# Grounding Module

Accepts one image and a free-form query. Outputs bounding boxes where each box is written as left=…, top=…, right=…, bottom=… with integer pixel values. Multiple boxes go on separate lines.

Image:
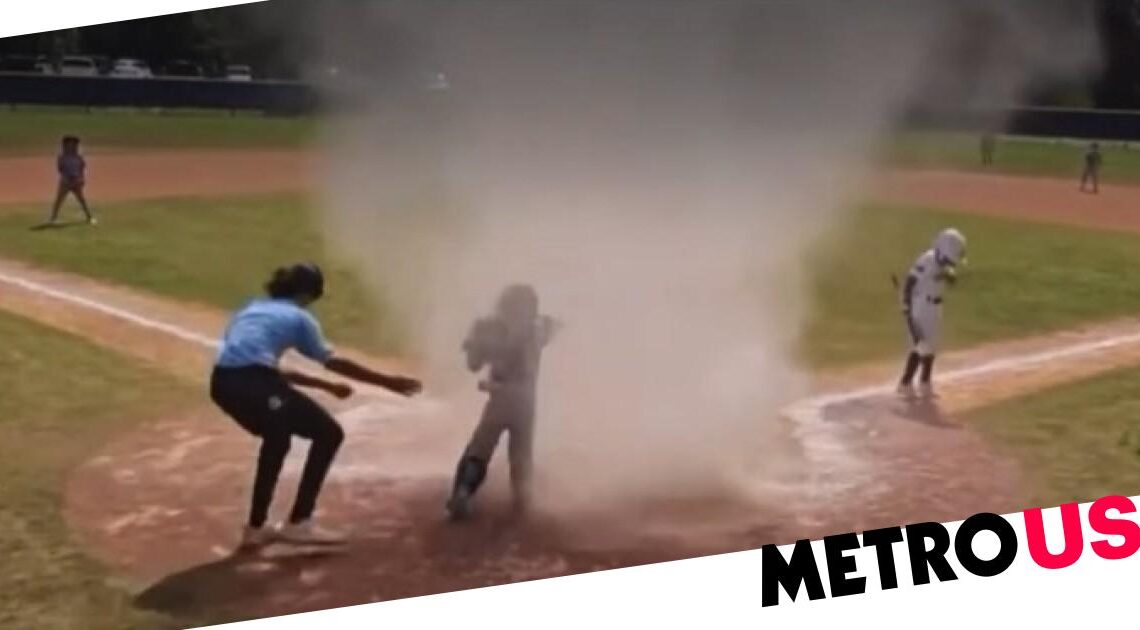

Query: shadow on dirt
left=133, top=551, right=293, bottom=625
left=131, top=479, right=783, bottom=623
left=822, top=395, right=958, bottom=430
left=893, top=399, right=958, bottom=429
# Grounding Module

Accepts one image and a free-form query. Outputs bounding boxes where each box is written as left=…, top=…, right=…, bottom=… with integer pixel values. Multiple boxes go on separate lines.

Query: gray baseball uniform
left=461, top=315, right=556, bottom=495
left=58, top=153, right=86, bottom=185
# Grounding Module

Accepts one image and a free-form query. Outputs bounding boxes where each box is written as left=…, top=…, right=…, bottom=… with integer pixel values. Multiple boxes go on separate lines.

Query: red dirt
left=3, top=156, right=1140, bottom=623
left=47, top=266, right=1139, bottom=623
left=0, top=147, right=1136, bottom=237
left=0, top=253, right=1030, bottom=623
left=71, top=389, right=1024, bottom=624
left=875, top=169, right=1140, bottom=234
left=0, top=150, right=312, bottom=206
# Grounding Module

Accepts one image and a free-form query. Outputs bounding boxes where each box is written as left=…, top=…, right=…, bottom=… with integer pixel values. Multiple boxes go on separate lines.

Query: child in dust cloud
left=446, top=284, right=560, bottom=521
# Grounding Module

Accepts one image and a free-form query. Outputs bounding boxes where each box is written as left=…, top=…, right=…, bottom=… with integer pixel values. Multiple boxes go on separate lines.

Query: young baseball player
left=445, top=284, right=560, bottom=521
left=980, top=133, right=996, bottom=166
left=210, top=262, right=422, bottom=549
left=47, top=135, right=97, bottom=225
left=897, top=228, right=967, bottom=399
left=1080, top=141, right=1102, bottom=194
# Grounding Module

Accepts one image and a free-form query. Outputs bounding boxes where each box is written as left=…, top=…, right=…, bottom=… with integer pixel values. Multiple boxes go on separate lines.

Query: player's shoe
left=446, top=486, right=472, bottom=521
left=87, top=217, right=98, bottom=226
left=278, top=520, right=347, bottom=545
left=237, top=524, right=280, bottom=550
left=896, top=383, right=917, bottom=399
left=918, top=383, right=939, bottom=399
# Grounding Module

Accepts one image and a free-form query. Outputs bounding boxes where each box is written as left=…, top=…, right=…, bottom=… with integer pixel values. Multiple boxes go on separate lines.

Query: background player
left=47, top=135, right=98, bottom=225
left=210, top=262, right=422, bottom=549
left=446, top=284, right=560, bottom=521
left=897, top=228, right=967, bottom=399
left=1080, top=141, right=1102, bottom=194
left=980, top=132, right=996, bottom=166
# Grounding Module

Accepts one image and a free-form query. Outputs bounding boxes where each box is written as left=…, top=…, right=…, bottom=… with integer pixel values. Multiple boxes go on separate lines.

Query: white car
left=110, top=58, right=152, bottom=78
left=225, top=64, right=253, bottom=82
left=58, top=56, right=99, bottom=77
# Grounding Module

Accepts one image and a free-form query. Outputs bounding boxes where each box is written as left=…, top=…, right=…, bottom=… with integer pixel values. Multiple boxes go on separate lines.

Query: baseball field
left=5, top=107, right=1140, bottom=628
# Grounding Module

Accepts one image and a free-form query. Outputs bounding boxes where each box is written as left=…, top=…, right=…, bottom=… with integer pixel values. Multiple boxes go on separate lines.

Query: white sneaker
left=238, top=524, right=280, bottom=550
left=896, top=383, right=917, bottom=399
left=446, top=486, right=472, bottom=521
left=87, top=217, right=98, bottom=226
left=278, top=520, right=347, bottom=545
left=918, top=383, right=938, bottom=399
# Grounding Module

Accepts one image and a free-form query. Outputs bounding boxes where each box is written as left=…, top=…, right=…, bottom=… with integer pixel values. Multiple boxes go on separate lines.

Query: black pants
left=210, top=365, right=345, bottom=528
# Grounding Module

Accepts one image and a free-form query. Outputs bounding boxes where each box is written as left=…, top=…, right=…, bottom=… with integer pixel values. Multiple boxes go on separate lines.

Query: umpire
left=210, top=262, right=421, bottom=549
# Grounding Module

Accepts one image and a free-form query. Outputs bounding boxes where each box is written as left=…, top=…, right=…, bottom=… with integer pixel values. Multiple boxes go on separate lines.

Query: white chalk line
left=782, top=323, right=1140, bottom=497
left=4, top=266, right=1140, bottom=494
left=0, top=269, right=419, bottom=418
left=0, top=270, right=221, bottom=349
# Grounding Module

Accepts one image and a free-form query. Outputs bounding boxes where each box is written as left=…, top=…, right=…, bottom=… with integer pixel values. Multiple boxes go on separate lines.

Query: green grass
left=0, top=108, right=316, bottom=156
left=0, top=310, right=198, bottom=630
left=886, top=131, right=1140, bottom=184
left=963, top=365, right=1140, bottom=509
left=0, top=194, right=402, bottom=354
left=6, top=111, right=1140, bottom=187
left=803, top=203, right=1140, bottom=367
left=4, top=192, right=1140, bottom=366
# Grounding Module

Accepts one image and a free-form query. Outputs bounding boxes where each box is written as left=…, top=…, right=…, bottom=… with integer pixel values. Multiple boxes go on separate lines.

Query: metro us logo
left=761, top=495, right=1140, bottom=607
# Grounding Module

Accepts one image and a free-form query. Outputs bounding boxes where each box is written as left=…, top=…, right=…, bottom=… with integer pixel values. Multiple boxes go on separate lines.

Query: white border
left=0, top=1, right=266, bottom=38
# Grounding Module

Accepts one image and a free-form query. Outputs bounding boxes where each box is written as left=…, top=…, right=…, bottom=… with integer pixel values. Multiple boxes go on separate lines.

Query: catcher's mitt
left=463, top=317, right=508, bottom=371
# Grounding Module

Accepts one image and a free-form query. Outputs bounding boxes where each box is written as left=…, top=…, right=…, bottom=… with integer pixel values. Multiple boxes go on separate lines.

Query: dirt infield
left=1, top=258, right=1138, bottom=622
left=875, top=169, right=1140, bottom=234
left=0, top=149, right=1138, bottom=235
left=5, top=154, right=1140, bottom=622
left=0, top=150, right=312, bottom=206
left=51, top=272, right=1140, bottom=622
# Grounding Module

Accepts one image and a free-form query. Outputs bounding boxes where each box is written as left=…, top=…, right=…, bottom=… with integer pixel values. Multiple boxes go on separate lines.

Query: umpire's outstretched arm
left=324, top=355, right=421, bottom=397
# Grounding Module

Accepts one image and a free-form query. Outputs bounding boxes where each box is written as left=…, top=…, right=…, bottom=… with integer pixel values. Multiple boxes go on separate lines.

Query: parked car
left=162, top=60, right=204, bottom=78
left=224, top=64, right=253, bottom=82
left=110, top=58, right=153, bottom=78
left=58, top=56, right=99, bottom=77
left=34, top=56, right=54, bottom=74
left=0, top=54, right=39, bottom=73
left=92, top=55, right=113, bottom=75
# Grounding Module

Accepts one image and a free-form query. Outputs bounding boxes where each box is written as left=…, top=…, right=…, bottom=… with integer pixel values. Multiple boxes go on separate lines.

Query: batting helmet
left=933, top=228, right=967, bottom=266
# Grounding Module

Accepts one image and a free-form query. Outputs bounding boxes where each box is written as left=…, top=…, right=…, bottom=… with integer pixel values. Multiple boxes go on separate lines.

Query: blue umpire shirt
left=215, top=298, right=334, bottom=368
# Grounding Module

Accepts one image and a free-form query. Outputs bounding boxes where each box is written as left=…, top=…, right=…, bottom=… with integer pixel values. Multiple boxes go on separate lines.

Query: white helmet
left=933, top=228, right=966, bottom=266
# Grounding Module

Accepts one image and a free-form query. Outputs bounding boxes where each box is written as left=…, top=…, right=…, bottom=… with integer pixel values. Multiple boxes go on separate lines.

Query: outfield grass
left=3, top=193, right=1140, bottom=367
left=0, top=310, right=197, bottom=630
left=5, top=108, right=1140, bottom=187
left=885, top=131, right=1140, bottom=185
left=0, top=194, right=402, bottom=354
left=0, top=108, right=316, bottom=155
left=963, top=364, right=1140, bottom=510
left=805, top=202, right=1140, bottom=367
